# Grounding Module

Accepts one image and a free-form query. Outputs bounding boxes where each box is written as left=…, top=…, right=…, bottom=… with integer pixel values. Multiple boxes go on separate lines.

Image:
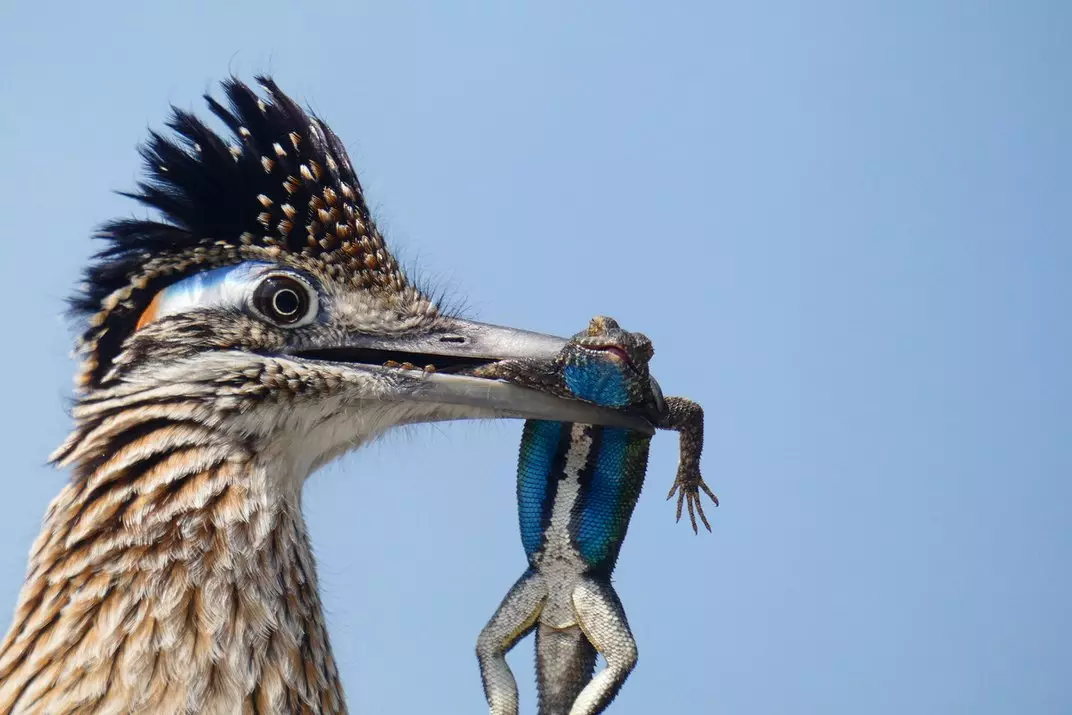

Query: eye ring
left=251, top=272, right=318, bottom=327
left=271, top=287, right=301, bottom=317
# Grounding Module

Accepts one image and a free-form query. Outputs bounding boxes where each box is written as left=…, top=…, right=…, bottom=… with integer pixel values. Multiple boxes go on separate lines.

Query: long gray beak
left=327, top=318, right=567, bottom=363
left=314, top=318, right=655, bottom=434
left=408, top=372, right=654, bottom=434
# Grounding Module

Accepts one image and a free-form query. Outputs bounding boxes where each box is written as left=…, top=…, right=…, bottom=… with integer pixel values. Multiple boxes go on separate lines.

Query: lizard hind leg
left=567, top=577, right=638, bottom=715
left=477, top=569, right=548, bottom=715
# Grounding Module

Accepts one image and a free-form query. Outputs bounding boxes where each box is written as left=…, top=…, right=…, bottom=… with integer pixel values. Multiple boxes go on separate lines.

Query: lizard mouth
left=585, top=344, right=641, bottom=373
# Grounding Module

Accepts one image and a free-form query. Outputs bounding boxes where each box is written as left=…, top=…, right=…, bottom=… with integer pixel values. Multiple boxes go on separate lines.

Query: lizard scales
left=476, top=317, right=717, bottom=715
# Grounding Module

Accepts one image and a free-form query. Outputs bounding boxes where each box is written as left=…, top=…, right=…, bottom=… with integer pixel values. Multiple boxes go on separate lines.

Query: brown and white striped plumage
left=0, top=77, right=650, bottom=713
left=1, top=389, right=343, bottom=713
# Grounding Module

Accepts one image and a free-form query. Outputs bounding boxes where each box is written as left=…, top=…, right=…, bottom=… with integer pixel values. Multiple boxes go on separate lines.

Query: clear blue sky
left=1, top=2, right=1068, bottom=713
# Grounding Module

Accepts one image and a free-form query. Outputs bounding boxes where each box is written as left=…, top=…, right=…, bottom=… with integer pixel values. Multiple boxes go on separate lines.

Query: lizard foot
left=666, top=475, right=719, bottom=534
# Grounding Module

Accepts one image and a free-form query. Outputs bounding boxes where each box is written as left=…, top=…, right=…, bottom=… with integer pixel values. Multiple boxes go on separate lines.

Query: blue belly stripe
left=516, top=420, right=564, bottom=556
left=575, top=427, right=650, bottom=567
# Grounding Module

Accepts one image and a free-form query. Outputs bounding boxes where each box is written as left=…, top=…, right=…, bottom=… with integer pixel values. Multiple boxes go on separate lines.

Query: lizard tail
left=535, top=623, right=597, bottom=715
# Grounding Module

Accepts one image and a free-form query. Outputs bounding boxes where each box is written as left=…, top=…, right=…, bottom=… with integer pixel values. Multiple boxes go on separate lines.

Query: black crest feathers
left=70, top=76, right=404, bottom=389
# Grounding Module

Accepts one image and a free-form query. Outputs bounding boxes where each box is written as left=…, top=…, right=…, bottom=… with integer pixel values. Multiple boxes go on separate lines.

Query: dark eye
left=252, top=274, right=317, bottom=327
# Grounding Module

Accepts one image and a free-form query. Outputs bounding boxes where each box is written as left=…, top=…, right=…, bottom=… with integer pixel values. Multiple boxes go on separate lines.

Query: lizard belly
left=573, top=428, right=649, bottom=569
left=535, top=423, right=590, bottom=629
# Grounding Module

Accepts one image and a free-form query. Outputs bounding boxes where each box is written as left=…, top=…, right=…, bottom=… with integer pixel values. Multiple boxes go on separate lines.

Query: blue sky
left=1, top=1, right=1068, bottom=712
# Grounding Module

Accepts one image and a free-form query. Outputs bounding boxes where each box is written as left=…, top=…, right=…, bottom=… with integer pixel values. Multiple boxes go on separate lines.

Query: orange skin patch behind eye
left=135, top=291, right=165, bottom=331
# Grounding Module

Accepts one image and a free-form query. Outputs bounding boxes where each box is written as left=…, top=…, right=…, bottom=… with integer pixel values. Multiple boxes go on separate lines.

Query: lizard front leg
left=660, top=396, right=719, bottom=533
left=477, top=569, right=548, bottom=715
left=567, top=577, right=638, bottom=715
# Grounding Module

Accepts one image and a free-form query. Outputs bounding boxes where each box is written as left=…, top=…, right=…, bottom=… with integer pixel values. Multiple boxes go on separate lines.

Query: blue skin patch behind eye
left=159, top=262, right=272, bottom=308
left=143, top=261, right=276, bottom=326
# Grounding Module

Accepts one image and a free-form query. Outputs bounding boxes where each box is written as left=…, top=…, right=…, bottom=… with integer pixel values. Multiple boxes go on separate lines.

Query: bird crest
left=71, top=76, right=420, bottom=390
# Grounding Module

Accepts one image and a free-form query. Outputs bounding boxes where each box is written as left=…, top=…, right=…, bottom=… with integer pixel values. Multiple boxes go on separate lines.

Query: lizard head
left=467, top=315, right=666, bottom=424
left=559, top=316, right=662, bottom=411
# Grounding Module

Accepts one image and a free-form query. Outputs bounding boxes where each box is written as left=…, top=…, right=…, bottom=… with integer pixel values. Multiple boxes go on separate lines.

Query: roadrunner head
left=63, top=77, right=649, bottom=475
left=71, top=76, right=438, bottom=391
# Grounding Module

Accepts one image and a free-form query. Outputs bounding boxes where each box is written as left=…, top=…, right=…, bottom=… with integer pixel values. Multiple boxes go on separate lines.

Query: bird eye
left=251, top=273, right=317, bottom=327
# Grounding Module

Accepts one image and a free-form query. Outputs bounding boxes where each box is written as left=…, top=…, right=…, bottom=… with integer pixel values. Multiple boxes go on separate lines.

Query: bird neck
left=0, top=394, right=348, bottom=713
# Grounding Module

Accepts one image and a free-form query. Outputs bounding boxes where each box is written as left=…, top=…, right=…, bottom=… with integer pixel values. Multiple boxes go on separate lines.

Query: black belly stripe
left=569, top=425, right=604, bottom=546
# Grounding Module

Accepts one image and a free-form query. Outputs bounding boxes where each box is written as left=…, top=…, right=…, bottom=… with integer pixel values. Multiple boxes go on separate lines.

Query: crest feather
left=70, top=76, right=405, bottom=389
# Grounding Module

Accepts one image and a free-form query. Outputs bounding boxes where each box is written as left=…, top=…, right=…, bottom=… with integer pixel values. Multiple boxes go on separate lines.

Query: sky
left=0, top=1, right=1069, bottom=713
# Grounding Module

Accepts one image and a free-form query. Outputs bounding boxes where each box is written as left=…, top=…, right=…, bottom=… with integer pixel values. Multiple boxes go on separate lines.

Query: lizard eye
left=251, top=273, right=318, bottom=327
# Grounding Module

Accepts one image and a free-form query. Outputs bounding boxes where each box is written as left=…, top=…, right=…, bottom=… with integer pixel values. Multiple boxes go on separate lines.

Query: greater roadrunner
left=0, top=77, right=652, bottom=714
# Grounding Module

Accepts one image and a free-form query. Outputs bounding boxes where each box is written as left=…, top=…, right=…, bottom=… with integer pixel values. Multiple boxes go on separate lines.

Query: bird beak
left=411, top=319, right=655, bottom=434
left=297, top=318, right=655, bottom=434
left=408, top=371, right=655, bottom=434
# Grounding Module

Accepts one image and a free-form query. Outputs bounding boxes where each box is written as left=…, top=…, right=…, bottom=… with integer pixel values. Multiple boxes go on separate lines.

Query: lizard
left=472, top=316, right=718, bottom=715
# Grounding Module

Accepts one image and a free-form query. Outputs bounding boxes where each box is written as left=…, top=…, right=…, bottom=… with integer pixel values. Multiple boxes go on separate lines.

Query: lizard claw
left=667, top=474, right=718, bottom=534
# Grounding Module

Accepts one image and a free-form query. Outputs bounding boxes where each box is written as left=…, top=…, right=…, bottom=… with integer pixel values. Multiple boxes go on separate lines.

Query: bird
left=0, top=76, right=653, bottom=714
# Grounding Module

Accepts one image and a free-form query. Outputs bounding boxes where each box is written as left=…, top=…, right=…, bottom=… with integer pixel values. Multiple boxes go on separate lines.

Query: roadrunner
left=0, top=77, right=652, bottom=714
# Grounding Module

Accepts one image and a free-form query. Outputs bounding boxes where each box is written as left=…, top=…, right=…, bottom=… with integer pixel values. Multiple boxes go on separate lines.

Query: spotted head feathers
left=71, top=76, right=431, bottom=390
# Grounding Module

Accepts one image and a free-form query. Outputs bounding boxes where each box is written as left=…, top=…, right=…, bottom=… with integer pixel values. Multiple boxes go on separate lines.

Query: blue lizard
left=473, top=316, right=716, bottom=715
